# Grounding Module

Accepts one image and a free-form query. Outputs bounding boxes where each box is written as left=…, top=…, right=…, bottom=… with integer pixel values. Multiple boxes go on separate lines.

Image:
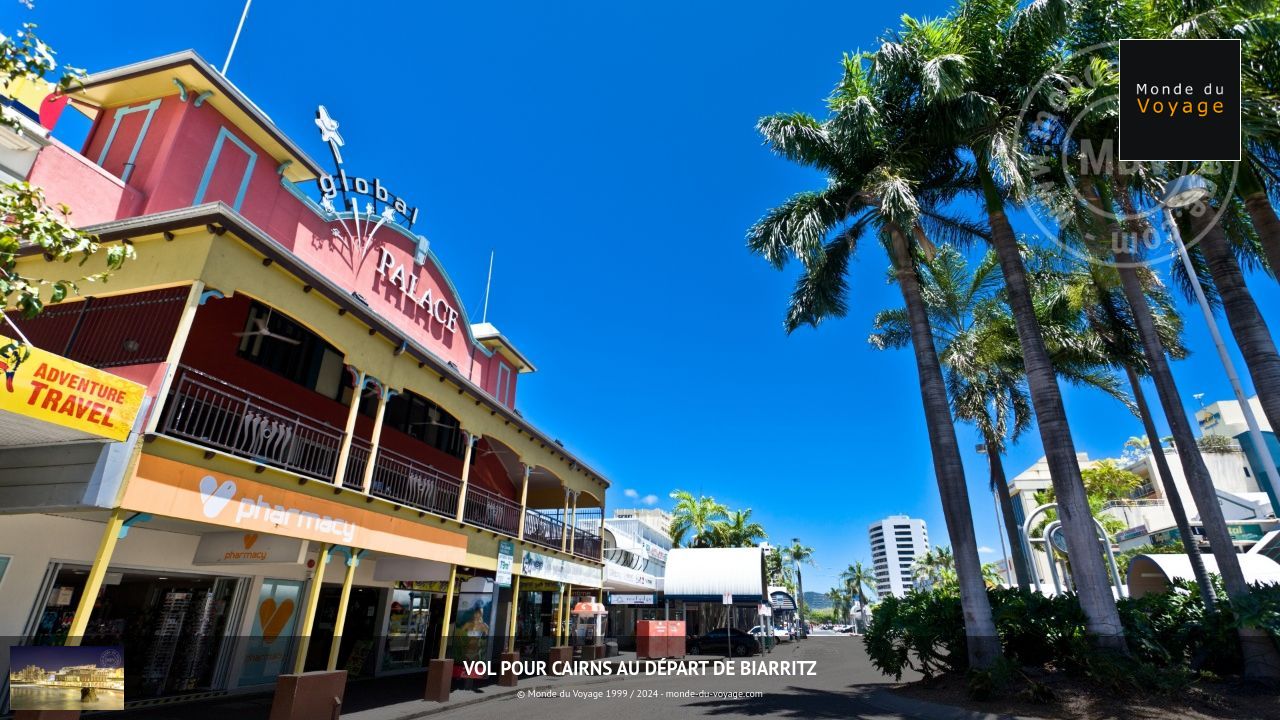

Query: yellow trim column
left=560, top=488, right=570, bottom=552
left=66, top=509, right=127, bottom=645
left=326, top=548, right=361, bottom=670
left=360, top=388, right=393, bottom=493
left=568, top=491, right=579, bottom=555
left=516, top=465, right=531, bottom=540
left=437, top=565, right=458, bottom=660
left=556, top=584, right=566, bottom=644
left=506, top=575, right=521, bottom=652
left=144, top=281, right=204, bottom=434
left=293, top=543, right=332, bottom=674
left=332, top=370, right=367, bottom=487
left=455, top=433, right=478, bottom=520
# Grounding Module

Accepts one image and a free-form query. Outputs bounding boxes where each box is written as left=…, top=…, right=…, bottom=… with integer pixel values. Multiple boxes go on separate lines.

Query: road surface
left=437, top=635, right=924, bottom=720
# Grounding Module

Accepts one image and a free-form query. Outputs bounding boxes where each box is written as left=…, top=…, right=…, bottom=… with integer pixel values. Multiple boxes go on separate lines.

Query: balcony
left=162, top=366, right=344, bottom=479
left=161, top=366, right=604, bottom=559
left=464, top=484, right=521, bottom=536
left=523, top=509, right=568, bottom=552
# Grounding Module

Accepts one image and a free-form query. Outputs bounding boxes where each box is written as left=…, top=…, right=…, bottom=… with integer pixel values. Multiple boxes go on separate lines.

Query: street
left=422, top=636, right=925, bottom=720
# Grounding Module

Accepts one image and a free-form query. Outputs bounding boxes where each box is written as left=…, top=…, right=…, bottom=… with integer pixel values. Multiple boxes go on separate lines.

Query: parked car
left=687, top=627, right=760, bottom=656
left=748, top=624, right=791, bottom=643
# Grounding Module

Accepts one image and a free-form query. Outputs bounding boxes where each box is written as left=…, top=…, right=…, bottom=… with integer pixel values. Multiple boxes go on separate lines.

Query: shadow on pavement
left=682, top=684, right=893, bottom=719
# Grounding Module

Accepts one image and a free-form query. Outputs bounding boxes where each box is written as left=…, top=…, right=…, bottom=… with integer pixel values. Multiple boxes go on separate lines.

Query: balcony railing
left=347, top=438, right=462, bottom=519
left=162, top=366, right=600, bottom=553
left=464, top=485, right=521, bottom=536
left=523, top=509, right=567, bottom=551
left=162, top=366, right=344, bottom=480
left=572, top=527, right=602, bottom=560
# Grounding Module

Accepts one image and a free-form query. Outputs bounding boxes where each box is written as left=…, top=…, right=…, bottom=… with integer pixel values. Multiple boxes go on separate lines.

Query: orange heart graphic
left=243, top=533, right=260, bottom=550
left=258, top=597, right=295, bottom=645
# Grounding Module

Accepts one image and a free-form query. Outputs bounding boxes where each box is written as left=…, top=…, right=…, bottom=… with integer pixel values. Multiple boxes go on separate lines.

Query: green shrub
left=863, top=580, right=1280, bottom=684
left=863, top=590, right=965, bottom=680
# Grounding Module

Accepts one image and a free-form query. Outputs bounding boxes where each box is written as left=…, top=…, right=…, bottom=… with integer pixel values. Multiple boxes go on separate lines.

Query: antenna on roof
left=481, top=250, right=495, bottom=323
left=222, top=0, right=254, bottom=75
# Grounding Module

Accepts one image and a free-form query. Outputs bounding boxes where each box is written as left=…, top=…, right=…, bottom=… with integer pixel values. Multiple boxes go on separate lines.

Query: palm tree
left=871, top=245, right=1132, bottom=590
left=668, top=491, right=727, bottom=548
left=711, top=509, right=767, bottom=548
left=783, top=540, right=814, bottom=637
left=750, top=50, right=1000, bottom=667
left=1044, top=0, right=1277, bottom=673
left=826, top=587, right=850, bottom=624
left=839, top=562, right=877, bottom=630
left=879, top=0, right=1128, bottom=652
left=911, top=546, right=958, bottom=591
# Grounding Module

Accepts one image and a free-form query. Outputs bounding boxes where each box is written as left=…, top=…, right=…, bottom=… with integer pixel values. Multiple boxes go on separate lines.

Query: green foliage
left=1196, top=434, right=1239, bottom=454
left=1, top=183, right=132, bottom=319
left=863, top=590, right=967, bottom=680
left=864, top=582, right=1280, bottom=685
left=1, top=14, right=131, bottom=333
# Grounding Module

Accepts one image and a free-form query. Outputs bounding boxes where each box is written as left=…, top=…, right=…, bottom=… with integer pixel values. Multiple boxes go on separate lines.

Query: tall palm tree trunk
left=978, top=172, right=1126, bottom=651
left=985, top=436, right=1032, bottom=589
left=1184, top=212, right=1280, bottom=678
left=1192, top=211, right=1280, bottom=444
left=888, top=224, right=998, bottom=668
left=1121, top=364, right=1217, bottom=612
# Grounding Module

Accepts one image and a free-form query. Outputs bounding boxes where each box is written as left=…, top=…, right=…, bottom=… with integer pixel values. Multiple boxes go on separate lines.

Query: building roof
left=663, top=547, right=766, bottom=602
left=70, top=50, right=322, bottom=183
left=76, top=202, right=610, bottom=491
left=471, top=322, right=536, bottom=373
left=768, top=587, right=797, bottom=611
left=1128, top=553, right=1280, bottom=598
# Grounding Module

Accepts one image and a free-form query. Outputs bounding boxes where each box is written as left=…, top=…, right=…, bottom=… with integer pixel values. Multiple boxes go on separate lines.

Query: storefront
left=663, top=547, right=767, bottom=638
left=512, top=550, right=602, bottom=659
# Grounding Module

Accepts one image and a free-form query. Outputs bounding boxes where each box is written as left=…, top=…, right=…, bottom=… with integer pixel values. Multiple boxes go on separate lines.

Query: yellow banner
left=0, top=335, right=143, bottom=442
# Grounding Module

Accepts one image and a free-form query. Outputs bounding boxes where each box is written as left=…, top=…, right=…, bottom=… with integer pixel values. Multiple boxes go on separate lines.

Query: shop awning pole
left=506, top=574, right=521, bottom=652
left=327, top=547, right=362, bottom=671
left=516, top=465, right=531, bottom=540
left=294, top=543, right=332, bottom=674
left=437, top=564, right=458, bottom=660
left=65, top=508, right=127, bottom=646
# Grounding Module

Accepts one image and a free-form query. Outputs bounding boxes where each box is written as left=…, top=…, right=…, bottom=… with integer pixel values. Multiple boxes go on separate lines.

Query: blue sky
left=14, top=0, right=1280, bottom=593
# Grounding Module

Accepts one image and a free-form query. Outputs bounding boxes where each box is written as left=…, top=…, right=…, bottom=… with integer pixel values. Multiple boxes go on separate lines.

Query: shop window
left=496, top=363, right=512, bottom=405
left=238, top=302, right=344, bottom=396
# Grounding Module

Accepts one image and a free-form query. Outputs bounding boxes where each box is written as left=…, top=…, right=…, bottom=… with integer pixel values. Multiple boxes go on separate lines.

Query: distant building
left=610, top=508, right=673, bottom=537
left=1196, top=395, right=1279, bottom=514
left=869, top=515, right=929, bottom=598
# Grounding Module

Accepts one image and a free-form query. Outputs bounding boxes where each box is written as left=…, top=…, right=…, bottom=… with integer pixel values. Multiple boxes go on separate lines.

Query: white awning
left=663, top=547, right=766, bottom=602
left=1128, top=553, right=1280, bottom=598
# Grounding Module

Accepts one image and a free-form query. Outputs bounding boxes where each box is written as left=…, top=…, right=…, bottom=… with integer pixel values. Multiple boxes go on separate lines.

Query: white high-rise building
left=869, top=515, right=929, bottom=598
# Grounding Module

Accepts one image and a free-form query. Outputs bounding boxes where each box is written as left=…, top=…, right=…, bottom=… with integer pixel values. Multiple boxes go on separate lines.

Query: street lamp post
left=1162, top=175, right=1280, bottom=508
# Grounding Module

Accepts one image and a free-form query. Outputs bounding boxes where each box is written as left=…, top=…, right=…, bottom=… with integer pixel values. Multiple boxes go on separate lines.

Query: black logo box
left=1118, top=38, right=1241, bottom=162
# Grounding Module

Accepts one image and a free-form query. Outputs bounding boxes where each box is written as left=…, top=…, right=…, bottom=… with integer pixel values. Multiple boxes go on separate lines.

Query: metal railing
left=464, top=485, right=521, bottom=535
left=523, top=509, right=567, bottom=550
left=1101, top=498, right=1168, bottom=511
left=162, top=366, right=344, bottom=480
left=348, top=438, right=462, bottom=519
left=571, top=527, right=602, bottom=559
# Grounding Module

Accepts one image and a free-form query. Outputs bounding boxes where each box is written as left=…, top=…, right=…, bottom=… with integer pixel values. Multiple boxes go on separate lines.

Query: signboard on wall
left=609, top=594, right=654, bottom=605
left=496, top=541, right=514, bottom=588
left=0, top=334, right=144, bottom=442
left=193, top=531, right=305, bottom=565
left=520, top=550, right=600, bottom=587
left=125, top=455, right=468, bottom=563
left=604, top=562, right=657, bottom=590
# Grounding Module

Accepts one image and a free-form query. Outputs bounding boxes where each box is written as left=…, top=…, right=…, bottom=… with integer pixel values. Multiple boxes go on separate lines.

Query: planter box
left=269, top=670, right=347, bottom=720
